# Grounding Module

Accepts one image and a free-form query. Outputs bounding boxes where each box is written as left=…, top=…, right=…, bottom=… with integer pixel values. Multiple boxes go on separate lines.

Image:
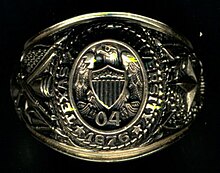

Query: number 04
left=95, top=111, right=120, bottom=126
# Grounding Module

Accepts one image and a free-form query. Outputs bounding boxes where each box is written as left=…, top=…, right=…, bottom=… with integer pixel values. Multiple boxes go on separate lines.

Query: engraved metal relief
left=11, top=13, right=204, bottom=160
left=70, top=40, right=147, bottom=133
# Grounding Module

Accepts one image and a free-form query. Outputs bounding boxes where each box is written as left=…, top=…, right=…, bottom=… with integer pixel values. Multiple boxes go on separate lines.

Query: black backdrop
left=1, top=0, right=220, bottom=172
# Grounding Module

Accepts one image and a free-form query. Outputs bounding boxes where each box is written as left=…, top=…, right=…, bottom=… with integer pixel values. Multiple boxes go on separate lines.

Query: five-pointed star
left=74, top=125, right=85, bottom=136
left=172, top=57, right=198, bottom=112
left=132, top=125, right=143, bottom=135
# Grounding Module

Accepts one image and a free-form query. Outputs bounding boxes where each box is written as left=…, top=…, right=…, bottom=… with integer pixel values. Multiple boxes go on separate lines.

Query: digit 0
left=95, top=111, right=108, bottom=126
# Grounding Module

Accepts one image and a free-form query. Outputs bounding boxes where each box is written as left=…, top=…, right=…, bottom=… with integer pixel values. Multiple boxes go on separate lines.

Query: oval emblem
left=69, top=39, right=148, bottom=134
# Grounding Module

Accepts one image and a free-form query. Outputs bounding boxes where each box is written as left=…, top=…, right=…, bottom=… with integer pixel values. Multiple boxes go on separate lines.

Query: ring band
left=11, top=12, right=205, bottom=161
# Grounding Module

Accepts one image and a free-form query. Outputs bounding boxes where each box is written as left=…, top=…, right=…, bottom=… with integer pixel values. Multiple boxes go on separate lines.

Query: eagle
left=96, top=44, right=120, bottom=67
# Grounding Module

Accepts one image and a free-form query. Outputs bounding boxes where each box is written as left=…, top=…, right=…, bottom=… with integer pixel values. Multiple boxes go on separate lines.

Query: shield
left=90, top=65, right=126, bottom=109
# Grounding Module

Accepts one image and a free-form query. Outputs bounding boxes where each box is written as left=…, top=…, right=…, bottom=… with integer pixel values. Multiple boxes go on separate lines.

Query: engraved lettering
left=149, top=84, right=159, bottom=95
left=95, top=111, right=108, bottom=126
left=61, top=102, right=74, bottom=113
left=58, top=79, right=68, bottom=90
left=118, top=132, right=130, bottom=143
left=70, top=39, right=148, bottom=132
left=142, top=113, right=153, bottom=124
left=95, top=135, right=105, bottom=145
left=64, top=114, right=76, bottom=124
left=148, top=96, right=158, bottom=103
left=148, top=71, right=158, bottom=83
left=59, top=95, right=68, bottom=103
left=106, top=135, right=117, bottom=146
left=108, top=111, right=121, bottom=126
left=58, top=66, right=69, bottom=78
left=84, top=132, right=94, bottom=143
left=145, top=60, right=157, bottom=71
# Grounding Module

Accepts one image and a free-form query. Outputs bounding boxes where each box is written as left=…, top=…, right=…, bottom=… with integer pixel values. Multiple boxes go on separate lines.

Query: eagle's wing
left=75, top=59, right=90, bottom=99
left=127, top=58, right=143, bottom=101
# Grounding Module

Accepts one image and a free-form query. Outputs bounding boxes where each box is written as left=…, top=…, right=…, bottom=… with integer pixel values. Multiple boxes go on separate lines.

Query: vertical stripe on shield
left=92, top=78, right=125, bottom=108
left=100, top=80, right=103, bottom=102
left=116, top=80, right=120, bottom=102
left=107, top=80, right=111, bottom=107
left=113, top=80, right=117, bottom=104
left=104, top=80, right=108, bottom=106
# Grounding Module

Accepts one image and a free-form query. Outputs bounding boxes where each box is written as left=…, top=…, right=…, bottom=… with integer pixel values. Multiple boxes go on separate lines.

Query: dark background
left=1, top=0, right=220, bottom=172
